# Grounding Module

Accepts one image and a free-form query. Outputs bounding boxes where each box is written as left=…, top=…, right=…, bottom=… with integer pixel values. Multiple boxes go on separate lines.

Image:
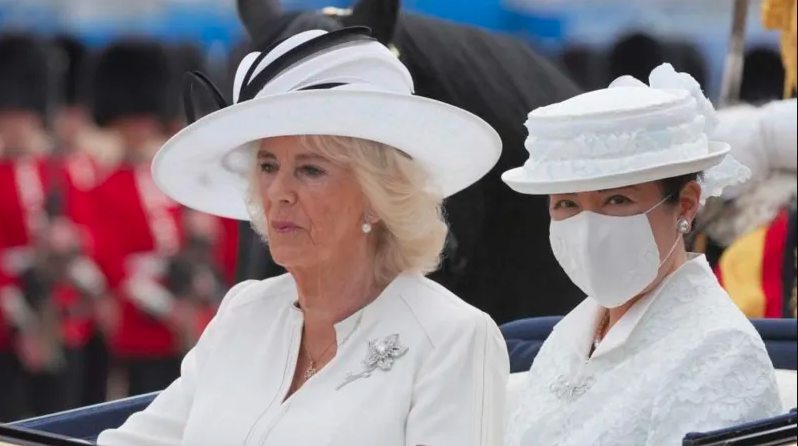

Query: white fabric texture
left=507, top=369, right=796, bottom=434
left=776, top=370, right=798, bottom=410
left=505, top=373, right=529, bottom=426
left=549, top=202, right=671, bottom=309
left=711, top=98, right=797, bottom=201
left=506, top=255, right=782, bottom=446
left=97, top=273, right=509, bottom=446
left=502, top=64, right=750, bottom=200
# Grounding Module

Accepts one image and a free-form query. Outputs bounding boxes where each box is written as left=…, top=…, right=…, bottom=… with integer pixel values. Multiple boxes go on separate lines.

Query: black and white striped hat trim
left=182, top=26, right=376, bottom=125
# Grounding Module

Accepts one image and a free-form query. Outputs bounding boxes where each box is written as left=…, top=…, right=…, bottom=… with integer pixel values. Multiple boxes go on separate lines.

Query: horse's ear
left=237, top=0, right=281, bottom=41
left=342, top=0, right=400, bottom=45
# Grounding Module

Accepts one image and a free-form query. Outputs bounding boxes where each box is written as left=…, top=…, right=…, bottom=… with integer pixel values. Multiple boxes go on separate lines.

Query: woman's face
left=549, top=179, right=701, bottom=267
left=255, top=136, right=370, bottom=269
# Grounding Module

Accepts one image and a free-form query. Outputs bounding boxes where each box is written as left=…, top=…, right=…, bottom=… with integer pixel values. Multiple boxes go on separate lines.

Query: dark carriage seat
left=682, top=409, right=797, bottom=445
left=501, top=317, right=798, bottom=373
left=11, top=392, right=158, bottom=442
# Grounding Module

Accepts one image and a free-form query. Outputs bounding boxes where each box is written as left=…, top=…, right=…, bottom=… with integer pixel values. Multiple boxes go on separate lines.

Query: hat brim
left=502, top=141, right=730, bottom=195
left=152, top=89, right=501, bottom=221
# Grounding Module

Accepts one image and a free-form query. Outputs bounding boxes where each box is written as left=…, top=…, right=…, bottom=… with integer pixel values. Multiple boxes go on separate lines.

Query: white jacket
left=506, top=255, right=782, bottom=446
left=98, top=273, right=510, bottom=446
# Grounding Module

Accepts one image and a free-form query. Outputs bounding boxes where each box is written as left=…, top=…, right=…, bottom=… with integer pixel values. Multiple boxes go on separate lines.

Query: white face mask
left=549, top=197, right=681, bottom=308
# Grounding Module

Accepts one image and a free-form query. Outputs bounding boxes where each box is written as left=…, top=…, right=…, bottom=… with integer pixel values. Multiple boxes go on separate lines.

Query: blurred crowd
left=558, top=32, right=787, bottom=105
left=0, top=33, right=239, bottom=422
left=0, top=19, right=793, bottom=423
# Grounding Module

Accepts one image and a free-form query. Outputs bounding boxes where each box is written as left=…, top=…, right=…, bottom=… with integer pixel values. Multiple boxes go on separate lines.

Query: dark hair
left=659, top=172, right=702, bottom=205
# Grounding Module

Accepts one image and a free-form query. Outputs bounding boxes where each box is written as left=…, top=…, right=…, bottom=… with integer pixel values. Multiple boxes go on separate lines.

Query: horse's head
left=236, top=0, right=400, bottom=56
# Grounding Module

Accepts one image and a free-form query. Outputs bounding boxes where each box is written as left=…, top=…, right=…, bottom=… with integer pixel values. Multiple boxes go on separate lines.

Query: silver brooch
left=549, top=374, right=595, bottom=402
left=337, top=334, right=408, bottom=390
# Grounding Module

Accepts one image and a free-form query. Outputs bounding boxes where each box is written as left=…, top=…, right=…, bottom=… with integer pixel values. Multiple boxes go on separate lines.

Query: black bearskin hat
left=609, top=33, right=665, bottom=84
left=52, top=35, right=88, bottom=107
left=89, top=39, right=173, bottom=127
left=0, top=33, right=51, bottom=117
left=741, top=47, right=786, bottom=104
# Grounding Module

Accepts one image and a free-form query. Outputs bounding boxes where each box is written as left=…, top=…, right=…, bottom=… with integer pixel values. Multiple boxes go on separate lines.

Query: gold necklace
left=301, top=308, right=365, bottom=381
left=592, top=312, right=610, bottom=352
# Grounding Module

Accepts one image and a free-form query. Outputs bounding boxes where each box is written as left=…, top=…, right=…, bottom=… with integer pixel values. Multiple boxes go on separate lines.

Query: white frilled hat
left=502, top=63, right=751, bottom=201
left=152, top=27, right=501, bottom=221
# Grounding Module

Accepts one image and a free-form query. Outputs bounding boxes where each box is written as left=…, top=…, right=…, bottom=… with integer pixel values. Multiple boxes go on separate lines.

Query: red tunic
left=92, top=165, right=184, bottom=358
left=0, top=266, right=12, bottom=350
left=716, top=209, right=791, bottom=318
left=0, top=158, right=48, bottom=351
left=215, top=217, right=239, bottom=287
left=58, top=152, right=101, bottom=255
left=53, top=153, right=104, bottom=345
left=52, top=284, right=94, bottom=349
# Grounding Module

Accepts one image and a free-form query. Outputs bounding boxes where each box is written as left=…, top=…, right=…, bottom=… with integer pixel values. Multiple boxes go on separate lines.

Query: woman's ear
left=365, top=210, right=381, bottom=224
left=342, top=0, right=400, bottom=46
left=678, top=181, right=703, bottom=223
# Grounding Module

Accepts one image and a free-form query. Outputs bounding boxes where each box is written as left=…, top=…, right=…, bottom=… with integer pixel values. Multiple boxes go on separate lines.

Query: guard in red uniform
left=17, top=213, right=106, bottom=415
left=166, top=43, right=239, bottom=288
left=0, top=34, right=54, bottom=422
left=51, top=35, right=114, bottom=407
left=165, top=210, right=230, bottom=349
left=88, top=40, right=188, bottom=396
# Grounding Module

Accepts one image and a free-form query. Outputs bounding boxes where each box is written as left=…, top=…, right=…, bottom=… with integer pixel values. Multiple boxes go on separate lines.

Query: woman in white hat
left=503, top=64, right=783, bottom=446
left=97, top=27, right=508, bottom=446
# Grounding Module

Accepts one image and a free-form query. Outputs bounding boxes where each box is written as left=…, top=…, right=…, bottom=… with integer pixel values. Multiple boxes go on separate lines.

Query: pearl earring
left=677, top=218, right=691, bottom=234
left=362, top=214, right=373, bottom=234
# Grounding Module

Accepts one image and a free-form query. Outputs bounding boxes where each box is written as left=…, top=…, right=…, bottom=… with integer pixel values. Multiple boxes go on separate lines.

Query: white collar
left=288, top=273, right=414, bottom=341
left=554, top=254, right=711, bottom=360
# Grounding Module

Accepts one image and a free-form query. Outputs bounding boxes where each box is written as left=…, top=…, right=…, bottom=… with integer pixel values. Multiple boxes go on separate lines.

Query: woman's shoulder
left=218, top=274, right=296, bottom=315
left=391, top=274, right=499, bottom=346
left=690, top=283, right=766, bottom=344
left=653, top=263, right=763, bottom=343
left=661, top=307, right=771, bottom=371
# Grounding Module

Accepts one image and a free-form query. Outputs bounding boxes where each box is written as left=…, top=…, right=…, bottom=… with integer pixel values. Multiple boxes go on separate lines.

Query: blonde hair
left=247, top=135, right=448, bottom=286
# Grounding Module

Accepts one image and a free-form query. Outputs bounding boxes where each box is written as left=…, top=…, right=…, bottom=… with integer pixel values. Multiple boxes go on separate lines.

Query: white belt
left=125, top=253, right=167, bottom=279
left=0, top=247, right=34, bottom=276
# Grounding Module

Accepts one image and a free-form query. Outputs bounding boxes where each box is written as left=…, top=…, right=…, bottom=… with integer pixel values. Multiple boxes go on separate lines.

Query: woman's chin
left=269, top=247, right=314, bottom=270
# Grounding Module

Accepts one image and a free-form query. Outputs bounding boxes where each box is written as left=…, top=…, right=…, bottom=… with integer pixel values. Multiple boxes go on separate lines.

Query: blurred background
left=0, top=0, right=784, bottom=100
left=0, top=0, right=792, bottom=424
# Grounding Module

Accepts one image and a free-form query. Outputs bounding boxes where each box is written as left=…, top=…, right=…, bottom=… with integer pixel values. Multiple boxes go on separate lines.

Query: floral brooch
left=337, top=334, right=408, bottom=390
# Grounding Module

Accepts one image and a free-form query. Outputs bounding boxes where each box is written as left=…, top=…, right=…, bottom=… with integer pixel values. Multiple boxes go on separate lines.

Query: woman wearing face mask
left=502, top=64, right=783, bottom=446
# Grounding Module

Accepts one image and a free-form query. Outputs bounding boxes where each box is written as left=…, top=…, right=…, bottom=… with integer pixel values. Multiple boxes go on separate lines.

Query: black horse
left=233, top=0, right=584, bottom=323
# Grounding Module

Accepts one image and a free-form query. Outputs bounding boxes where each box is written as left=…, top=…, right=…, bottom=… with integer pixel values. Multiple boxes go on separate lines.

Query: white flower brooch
left=337, top=334, right=408, bottom=390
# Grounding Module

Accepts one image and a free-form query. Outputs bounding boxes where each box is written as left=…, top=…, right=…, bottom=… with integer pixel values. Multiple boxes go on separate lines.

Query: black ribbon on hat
left=182, top=26, right=375, bottom=125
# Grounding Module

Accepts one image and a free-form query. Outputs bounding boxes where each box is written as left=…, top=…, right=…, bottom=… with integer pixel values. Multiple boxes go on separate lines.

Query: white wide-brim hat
left=153, top=28, right=501, bottom=221
left=502, top=64, right=750, bottom=200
